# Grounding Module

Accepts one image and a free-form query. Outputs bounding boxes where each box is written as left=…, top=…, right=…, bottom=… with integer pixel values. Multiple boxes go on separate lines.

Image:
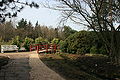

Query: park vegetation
left=52, top=0, right=120, bottom=65
left=0, top=18, right=77, bottom=51
left=0, top=0, right=120, bottom=79
left=60, top=31, right=107, bottom=55
left=0, top=0, right=120, bottom=64
left=0, top=18, right=108, bottom=56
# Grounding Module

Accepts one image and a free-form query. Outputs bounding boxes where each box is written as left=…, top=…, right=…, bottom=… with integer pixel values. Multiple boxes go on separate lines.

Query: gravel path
left=0, top=52, right=30, bottom=80
left=29, top=52, right=65, bottom=80
left=0, top=52, right=65, bottom=80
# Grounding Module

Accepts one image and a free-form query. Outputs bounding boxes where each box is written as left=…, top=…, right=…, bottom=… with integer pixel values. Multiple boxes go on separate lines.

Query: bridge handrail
left=30, top=44, right=60, bottom=53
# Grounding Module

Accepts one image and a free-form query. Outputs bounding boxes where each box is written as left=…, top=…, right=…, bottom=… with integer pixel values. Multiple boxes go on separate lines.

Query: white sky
left=6, top=0, right=120, bottom=30
left=14, top=0, right=87, bottom=31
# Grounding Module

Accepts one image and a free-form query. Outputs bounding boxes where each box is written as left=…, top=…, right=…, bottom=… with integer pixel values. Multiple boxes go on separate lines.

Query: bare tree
left=50, top=0, right=120, bottom=64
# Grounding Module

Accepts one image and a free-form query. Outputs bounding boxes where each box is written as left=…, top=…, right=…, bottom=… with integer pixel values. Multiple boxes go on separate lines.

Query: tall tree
left=52, top=0, right=120, bottom=64
left=54, top=28, right=59, bottom=38
left=0, top=0, right=39, bottom=23
left=0, top=21, right=15, bottom=41
left=63, top=26, right=77, bottom=39
left=25, top=21, right=34, bottom=39
left=16, top=18, right=27, bottom=29
left=35, top=21, right=39, bottom=27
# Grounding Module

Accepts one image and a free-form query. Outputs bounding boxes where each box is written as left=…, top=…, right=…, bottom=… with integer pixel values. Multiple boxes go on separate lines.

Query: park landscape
left=0, top=0, right=120, bottom=80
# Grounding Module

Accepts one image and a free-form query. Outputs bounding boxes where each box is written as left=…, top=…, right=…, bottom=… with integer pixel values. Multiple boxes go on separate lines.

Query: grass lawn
left=39, top=53, right=120, bottom=80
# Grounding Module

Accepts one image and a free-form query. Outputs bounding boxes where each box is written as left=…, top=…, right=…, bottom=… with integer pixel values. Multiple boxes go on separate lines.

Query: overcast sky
left=14, top=0, right=87, bottom=31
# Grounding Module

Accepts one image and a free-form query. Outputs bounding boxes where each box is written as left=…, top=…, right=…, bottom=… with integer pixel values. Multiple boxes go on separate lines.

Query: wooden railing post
left=46, top=44, right=48, bottom=53
left=37, top=44, right=39, bottom=50
left=51, top=44, right=53, bottom=53
left=37, top=45, right=39, bottom=53
left=58, top=45, right=60, bottom=53
left=30, top=45, right=32, bottom=52
left=54, top=44, right=56, bottom=53
left=31, top=44, right=61, bottom=54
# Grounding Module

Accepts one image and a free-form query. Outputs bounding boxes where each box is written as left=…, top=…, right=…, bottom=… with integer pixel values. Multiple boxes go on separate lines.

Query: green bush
left=61, top=31, right=95, bottom=54
left=99, top=46, right=107, bottom=55
left=90, top=46, right=98, bottom=54
left=23, top=37, right=34, bottom=51
left=59, top=40, right=66, bottom=52
left=60, top=31, right=107, bottom=55
left=11, top=36, right=21, bottom=49
left=35, top=37, right=48, bottom=45
left=51, top=38, right=60, bottom=44
left=77, top=48, right=86, bottom=55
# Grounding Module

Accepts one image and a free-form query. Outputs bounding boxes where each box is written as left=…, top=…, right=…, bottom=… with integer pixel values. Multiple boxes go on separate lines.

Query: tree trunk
left=117, top=49, right=120, bottom=64
left=110, top=31, right=120, bottom=65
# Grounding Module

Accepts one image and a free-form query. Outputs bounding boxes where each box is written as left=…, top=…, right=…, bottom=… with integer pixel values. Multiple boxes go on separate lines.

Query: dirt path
left=29, top=52, right=65, bottom=80
left=0, top=52, right=65, bottom=80
left=0, top=52, right=30, bottom=80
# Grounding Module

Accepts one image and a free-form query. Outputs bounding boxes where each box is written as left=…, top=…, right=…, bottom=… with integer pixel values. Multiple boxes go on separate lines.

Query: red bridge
left=30, top=44, right=60, bottom=54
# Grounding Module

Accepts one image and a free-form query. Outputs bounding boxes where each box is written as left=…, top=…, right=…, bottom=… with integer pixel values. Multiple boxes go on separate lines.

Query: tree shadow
left=0, top=53, right=31, bottom=80
left=39, top=54, right=120, bottom=80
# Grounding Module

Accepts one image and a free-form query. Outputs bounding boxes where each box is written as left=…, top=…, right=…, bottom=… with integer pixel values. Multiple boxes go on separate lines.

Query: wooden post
left=30, top=45, right=32, bottom=52
left=51, top=44, right=53, bottom=53
left=58, top=45, right=60, bottom=53
left=37, top=45, right=39, bottom=54
left=54, top=44, right=56, bottom=53
left=39, top=44, right=41, bottom=50
left=35, top=44, right=37, bottom=50
left=46, top=44, right=48, bottom=53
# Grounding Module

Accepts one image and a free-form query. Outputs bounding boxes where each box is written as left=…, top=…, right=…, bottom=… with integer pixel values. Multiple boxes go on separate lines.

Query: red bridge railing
left=30, top=44, right=60, bottom=54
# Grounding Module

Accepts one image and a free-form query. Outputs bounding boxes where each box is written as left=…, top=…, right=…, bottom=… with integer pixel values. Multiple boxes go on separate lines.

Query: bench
left=1, top=45, right=19, bottom=53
